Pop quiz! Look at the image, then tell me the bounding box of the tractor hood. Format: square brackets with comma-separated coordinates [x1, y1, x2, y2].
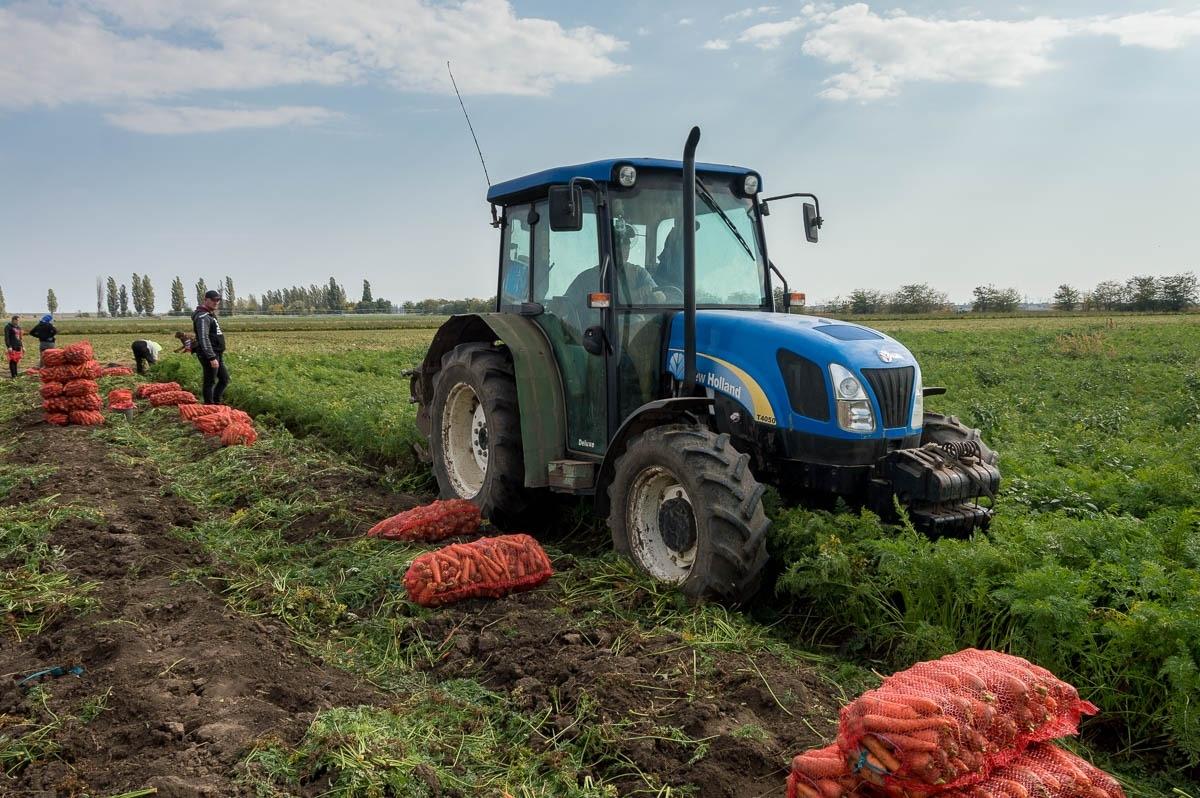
[664, 310, 922, 439]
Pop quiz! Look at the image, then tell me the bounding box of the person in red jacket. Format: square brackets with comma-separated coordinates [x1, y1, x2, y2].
[4, 315, 23, 378]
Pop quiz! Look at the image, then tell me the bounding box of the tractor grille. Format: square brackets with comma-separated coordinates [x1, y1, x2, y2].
[777, 350, 830, 421]
[862, 366, 915, 429]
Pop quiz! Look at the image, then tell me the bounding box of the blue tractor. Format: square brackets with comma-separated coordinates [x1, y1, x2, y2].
[410, 128, 999, 602]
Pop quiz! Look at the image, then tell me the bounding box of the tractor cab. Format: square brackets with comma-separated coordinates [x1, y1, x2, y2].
[487, 158, 775, 459]
[410, 128, 1000, 603]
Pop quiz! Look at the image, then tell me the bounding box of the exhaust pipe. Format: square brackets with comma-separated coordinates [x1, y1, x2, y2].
[682, 126, 700, 394]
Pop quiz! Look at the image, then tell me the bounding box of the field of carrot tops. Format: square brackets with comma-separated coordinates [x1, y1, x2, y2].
[2, 313, 1197, 796]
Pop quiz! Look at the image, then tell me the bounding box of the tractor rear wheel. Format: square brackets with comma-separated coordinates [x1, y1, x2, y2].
[608, 425, 769, 604]
[430, 343, 527, 521]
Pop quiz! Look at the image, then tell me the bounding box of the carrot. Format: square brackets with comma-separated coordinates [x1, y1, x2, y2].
[794, 757, 851, 779]
[789, 780, 821, 798]
[858, 696, 921, 719]
[879, 732, 939, 753]
[860, 735, 901, 771]
[860, 714, 950, 734]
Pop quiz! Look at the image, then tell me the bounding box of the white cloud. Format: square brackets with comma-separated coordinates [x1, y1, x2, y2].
[801, 4, 1073, 100]
[723, 6, 778, 22]
[719, 3, 1200, 101]
[737, 17, 807, 49]
[1085, 10, 1200, 50]
[703, 39, 732, 51]
[678, 18, 695, 26]
[105, 104, 341, 134]
[0, 0, 628, 112]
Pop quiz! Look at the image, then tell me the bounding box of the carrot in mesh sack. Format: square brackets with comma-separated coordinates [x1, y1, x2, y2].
[135, 382, 181, 399]
[39, 382, 65, 399]
[63, 394, 103, 412]
[368, 498, 481, 542]
[68, 410, 105, 426]
[149, 390, 198, 407]
[41, 349, 65, 368]
[101, 366, 134, 376]
[404, 533, 553, 607]
[839, 649, 1098, 791]
[922, 743, 1124, 798]
[220, 422, 257, 446]
[788, 744, 863, 798]
[192, 409, 252, 435]
[45, 413, 69, 426]
[62, 379, 99, 397]
[179, 403, 224, 420]
[107, 389, 135, 410]
[62, 342, 94, 365]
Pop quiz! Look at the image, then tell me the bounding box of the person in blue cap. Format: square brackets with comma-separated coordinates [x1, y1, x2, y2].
[28, 314, 58, 367]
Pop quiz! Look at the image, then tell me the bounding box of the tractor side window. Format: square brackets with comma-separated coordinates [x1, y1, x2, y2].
[500, 205, 531, 310]
[539, 194, 599, 300]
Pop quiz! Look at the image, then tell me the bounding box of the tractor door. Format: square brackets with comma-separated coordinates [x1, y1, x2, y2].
[529, 194, 609, 456]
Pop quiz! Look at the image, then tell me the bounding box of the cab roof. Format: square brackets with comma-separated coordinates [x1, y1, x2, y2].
[485, 158, 760, 205]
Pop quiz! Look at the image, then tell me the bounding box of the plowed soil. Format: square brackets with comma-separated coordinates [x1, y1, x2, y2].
[2, 404, 843, 798]
[0, 411, 381, 797]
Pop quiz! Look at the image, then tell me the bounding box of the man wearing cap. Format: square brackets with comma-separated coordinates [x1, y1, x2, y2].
[28, 314, 58, 367]
[192, 290, 229, 404]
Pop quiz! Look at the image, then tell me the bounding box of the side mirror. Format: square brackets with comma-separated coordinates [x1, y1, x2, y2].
[549, 185, 583, 231]
[803, 202, 821, 243]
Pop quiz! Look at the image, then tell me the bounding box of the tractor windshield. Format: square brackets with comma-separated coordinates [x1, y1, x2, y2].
[609, 171, 766, 307]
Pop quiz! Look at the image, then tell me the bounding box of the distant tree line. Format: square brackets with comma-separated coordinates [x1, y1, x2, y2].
[1052, 272, 1198, 312]
[401, 297, 495, 314]
[822, 272, 1197, 315]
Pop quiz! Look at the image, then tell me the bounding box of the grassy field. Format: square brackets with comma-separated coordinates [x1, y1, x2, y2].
[8, 312, 1200, 792]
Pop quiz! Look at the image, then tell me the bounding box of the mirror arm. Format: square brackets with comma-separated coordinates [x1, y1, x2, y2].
[760, 192, 823, 229]
[567, 177, 604, 213]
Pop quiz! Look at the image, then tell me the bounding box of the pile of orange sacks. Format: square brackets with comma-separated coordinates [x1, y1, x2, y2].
[39, 343, 104, 426]
[177, 403, 257, 446]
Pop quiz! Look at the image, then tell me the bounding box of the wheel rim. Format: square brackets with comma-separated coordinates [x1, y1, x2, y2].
[626, 465, 697, 583]
[441, 382, 488, 498]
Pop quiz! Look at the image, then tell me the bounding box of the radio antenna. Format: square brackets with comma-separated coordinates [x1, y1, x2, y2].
[447, 61, 492, 188]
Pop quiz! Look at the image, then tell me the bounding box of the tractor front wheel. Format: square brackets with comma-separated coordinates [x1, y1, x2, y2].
[430, 343, 527, 522]
[608, 425, 769, 604]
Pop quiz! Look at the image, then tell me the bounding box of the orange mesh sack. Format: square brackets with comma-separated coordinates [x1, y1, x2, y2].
[149, 390, 198, 407]
[368, 499, 481, 541]
[39, 382, 65, 399]
[62, 379, 99, 397]
[41, 349, 66, 368]
[69, 410, 105, 426]
[192, 409, 251, 435]
[107, 389, 135, 410]
[136, 382, 181, 398]
[62, 342, 94, 365]
[102, 366, 134, 376]
[180, 404, 223, 420]
[788, 744, 862, 798]
[838, 649, 1098, 791]
[404, 533, 553, 607]
[220, 422, 257, 446]
[39, 366, 75, 382]
[928, 743, 1124, 798]
[65, 394, 104, 412]
[45, 413, 69, 426]
[43, 398, 70, 414]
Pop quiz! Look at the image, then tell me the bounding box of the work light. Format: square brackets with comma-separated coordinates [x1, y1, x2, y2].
[617, 165, 637, 187]
[743, 174, 759, 195]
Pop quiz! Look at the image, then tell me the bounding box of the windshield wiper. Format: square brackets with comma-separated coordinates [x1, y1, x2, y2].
[695, 176, 754, 260]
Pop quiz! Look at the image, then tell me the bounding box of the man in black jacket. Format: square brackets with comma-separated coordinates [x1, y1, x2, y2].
[28, 315, 57, 367]
[192, 290, 229, 404]
[4, 315, 22, 378]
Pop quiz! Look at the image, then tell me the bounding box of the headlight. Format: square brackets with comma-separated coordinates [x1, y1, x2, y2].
[743, 174, 759, 195]
[911, 369, 924, 428]
[829, 364, 875, 433]
[617, 165, 637, 187]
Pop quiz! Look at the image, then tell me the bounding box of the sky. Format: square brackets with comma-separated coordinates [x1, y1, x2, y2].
[2, 0, 1199, 312]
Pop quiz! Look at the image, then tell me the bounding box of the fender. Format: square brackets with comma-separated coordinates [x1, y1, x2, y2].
[593, 397, 714, 517]
[412, 313, 566, 488]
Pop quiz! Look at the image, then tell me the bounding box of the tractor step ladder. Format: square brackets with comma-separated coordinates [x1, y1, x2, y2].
[547, 460, 597, 493]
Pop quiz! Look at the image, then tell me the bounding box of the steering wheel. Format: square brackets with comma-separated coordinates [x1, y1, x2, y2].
[659, 285, 684, 304]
